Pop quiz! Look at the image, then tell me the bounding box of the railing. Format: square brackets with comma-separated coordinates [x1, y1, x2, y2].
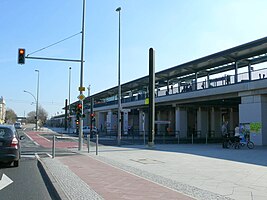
[92, 129, 223, 145]
[94, 67, 267, 108]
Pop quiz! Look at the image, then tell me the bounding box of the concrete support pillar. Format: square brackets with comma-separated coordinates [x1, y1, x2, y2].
[210, 107, 215, 137]
[175, 106, 187, 138]
[98, 112, 106, 132]
[169, 109, 174, 132]
[139, 110, 145, 133]
[197, 107, 202, 138]
[106, 111, 112, 133]
[123, 110, 130, 135]
[197, 107, 208, 138]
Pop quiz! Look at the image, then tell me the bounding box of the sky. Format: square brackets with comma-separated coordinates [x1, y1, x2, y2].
[1, 0, 267, 118]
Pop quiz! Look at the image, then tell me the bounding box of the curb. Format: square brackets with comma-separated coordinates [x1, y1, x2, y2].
[36, 154, 69, 200]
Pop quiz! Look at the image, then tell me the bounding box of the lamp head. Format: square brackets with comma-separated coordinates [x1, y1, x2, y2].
[116, 7, 121, 12]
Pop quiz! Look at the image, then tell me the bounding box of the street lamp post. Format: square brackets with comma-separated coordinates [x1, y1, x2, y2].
[35, 70, 39, 131]
[23, 90, 37, 130]
[68, 67, 71, 134]
[116, 7, 122, 146]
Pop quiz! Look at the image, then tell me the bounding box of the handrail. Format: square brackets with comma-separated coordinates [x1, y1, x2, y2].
[93, 67, 267, 108]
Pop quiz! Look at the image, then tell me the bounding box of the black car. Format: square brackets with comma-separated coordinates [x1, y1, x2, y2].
[0, 124, 23, 167]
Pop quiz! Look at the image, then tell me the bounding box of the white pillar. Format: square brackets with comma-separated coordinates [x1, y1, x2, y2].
[175, 106, 187, 138]
[210, 107, 215, 137]
[197, 107, 202, 138]
[98, 112, 106, 132]
[106, 111, 112, 133]
[123, 110, 129, 135]
[197, 107, 208, 138]
[139, 110, 146, 135]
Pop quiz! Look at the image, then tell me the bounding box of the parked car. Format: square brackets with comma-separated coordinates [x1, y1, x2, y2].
[14, 122, 22, 129]
[0, 124, 24, 167]
[82, 126, 98, 137]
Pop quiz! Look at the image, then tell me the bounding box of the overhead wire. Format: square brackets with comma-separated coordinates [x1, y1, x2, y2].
[27, 31, 82, 56]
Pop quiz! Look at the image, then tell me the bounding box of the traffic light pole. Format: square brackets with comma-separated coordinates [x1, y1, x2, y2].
[78, 0, 86, 151]
[78, 101, 83, 150]
[18, 0, 86, 151]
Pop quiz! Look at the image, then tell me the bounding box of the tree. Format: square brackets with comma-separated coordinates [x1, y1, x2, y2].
[27, 106, 48, 127]
[38, 106, 48, 126]
[5, 108, 17, 124]
[27, 111, 36, 123]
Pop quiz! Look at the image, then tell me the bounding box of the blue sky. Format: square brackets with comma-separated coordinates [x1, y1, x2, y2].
[1, 0, 267, 117]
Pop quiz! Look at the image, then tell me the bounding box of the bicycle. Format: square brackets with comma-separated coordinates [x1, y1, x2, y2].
[236, 137, 254, 149]
[226, 137, 240, 149]
[226, 136, 254, 149]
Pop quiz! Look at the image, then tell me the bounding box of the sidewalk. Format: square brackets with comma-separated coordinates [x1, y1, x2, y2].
[30, 129, 267, 200]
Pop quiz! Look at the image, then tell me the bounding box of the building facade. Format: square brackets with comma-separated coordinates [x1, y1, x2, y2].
[0, 96, 6, 124]
[51, 37, 267, 146]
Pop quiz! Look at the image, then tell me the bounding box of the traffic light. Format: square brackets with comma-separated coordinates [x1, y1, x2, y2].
[75, 119, 80, 132]
[18, 48, 25, 64]
[90, 113, 96, 122]
[76, 103, 82, 118]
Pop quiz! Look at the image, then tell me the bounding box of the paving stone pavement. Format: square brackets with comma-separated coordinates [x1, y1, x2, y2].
[32, 129, 267, 200]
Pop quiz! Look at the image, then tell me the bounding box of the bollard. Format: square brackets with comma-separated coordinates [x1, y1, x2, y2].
[192, 133, 194, 144]
[87, 134, 90, 153]
[206, 133, 208, 144]
[96, 134, 98, 155]
[52, 135, 55, 158]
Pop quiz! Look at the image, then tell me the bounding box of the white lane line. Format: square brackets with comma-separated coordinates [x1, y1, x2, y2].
[23, 132, 40, 146]
[37, 134, 51, 142]
[21, 155, 36, 158]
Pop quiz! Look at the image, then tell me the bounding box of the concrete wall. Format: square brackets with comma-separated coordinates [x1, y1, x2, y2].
[239, 95, 267, 145]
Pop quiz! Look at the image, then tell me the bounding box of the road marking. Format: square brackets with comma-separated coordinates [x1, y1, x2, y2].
[23, 132, 40, 146]
[38, 134, 51, 142]
[21, 155, 36, 158]
[0, 174, 13, 191]
[46, 153, 53, 158]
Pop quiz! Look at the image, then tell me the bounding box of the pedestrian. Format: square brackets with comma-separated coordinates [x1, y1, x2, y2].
[234, 124, 241, 143]
[221, 121, 229, 148]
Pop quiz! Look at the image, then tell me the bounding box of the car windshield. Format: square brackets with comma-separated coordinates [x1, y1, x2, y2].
[0, 128, 13, 139]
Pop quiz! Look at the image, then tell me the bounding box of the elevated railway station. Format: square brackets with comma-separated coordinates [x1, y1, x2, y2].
[52, 37, 267, 145]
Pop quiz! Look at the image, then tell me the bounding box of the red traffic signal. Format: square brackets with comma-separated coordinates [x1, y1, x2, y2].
[18, 48, 26, 64]
[76, 103, 83, 118]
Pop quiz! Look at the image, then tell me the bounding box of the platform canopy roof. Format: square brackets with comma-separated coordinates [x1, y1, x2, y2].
[88, 36, 267, 101]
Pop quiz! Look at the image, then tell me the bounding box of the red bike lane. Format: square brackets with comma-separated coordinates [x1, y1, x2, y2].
[26, 131, 83, 149]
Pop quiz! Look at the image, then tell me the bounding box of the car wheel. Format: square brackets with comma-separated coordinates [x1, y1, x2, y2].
[13, 160, 19, 167]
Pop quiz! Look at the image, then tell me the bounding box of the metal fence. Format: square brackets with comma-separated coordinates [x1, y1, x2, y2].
[93, 129, 223, 146]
